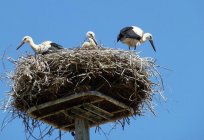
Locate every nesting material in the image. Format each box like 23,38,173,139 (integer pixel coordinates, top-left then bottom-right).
5,47,163,137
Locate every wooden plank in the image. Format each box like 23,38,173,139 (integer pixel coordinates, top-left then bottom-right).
26,91,135,132
58,111,75,130
88,111,133,128
40,109,133,132
61,110,74,120
111,109,127,114
37,110,65,120
83,104,113,120
35,99,104,120
61,123,74,129
27,92,100,114
27,91,134,115
89,92,134,114
71,107,101,124
75,118,90,140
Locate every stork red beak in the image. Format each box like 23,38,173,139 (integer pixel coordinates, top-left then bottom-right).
149,40,156,52
16,41,25,50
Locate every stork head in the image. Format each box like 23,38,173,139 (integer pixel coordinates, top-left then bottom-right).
143,33,156,52
86,31,95,39
16,36,32,50
86,31,98,45
144,33,153,40
117,33,122,42
22,36,32,43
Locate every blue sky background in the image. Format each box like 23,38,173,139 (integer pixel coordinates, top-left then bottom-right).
0,0,204,140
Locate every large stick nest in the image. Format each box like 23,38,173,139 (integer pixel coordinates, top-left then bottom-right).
12,48,161,112
3,47,163,139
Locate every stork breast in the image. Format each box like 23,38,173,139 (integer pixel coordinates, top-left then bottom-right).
122,38,139,47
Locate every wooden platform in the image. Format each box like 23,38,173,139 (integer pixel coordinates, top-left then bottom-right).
27,91,134,131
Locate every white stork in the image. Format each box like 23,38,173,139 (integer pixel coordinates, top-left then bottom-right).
17,36,63,54
117,26,156,52
82,31,98,49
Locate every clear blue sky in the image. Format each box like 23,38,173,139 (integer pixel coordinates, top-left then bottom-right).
0,0,204,140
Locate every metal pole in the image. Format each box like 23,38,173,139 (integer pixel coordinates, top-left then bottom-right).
75,118,90,140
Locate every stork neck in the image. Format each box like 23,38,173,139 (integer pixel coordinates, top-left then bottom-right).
89,38,97,46
141,33,148,43
28,39,39,52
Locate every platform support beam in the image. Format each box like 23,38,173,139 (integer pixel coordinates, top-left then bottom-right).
75,118,90,140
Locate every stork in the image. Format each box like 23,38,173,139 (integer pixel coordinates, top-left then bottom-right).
82,31,98,49
117,26,156,52
17,36,63,54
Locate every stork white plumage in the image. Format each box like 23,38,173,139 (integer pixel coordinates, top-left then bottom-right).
82,31,98,49
117,26,156,52
17,36,63,54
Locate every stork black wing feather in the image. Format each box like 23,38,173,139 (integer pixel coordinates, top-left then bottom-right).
50,43,63,50
117,26,141,41
117,27,133,41
124,29,141,40
120,26,134,34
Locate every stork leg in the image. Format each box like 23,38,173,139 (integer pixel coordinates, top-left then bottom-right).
134,46,136,50
128,46,132,65
129,52,133,66
34,52,37,59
